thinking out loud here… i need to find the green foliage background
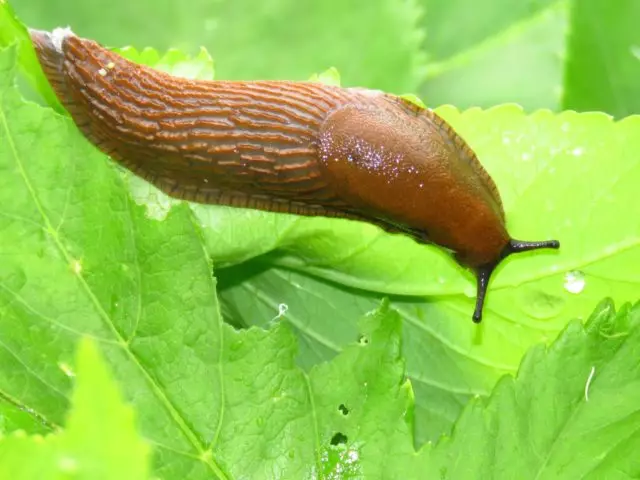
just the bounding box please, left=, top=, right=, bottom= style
left=2, top=0, right=640, bottom=478
left=13, top=0, right=640, bottom=115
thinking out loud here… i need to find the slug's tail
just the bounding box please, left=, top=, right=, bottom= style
left=472, top=238, right=560, bottom=323
left=28, top=28, right=73, bottom=99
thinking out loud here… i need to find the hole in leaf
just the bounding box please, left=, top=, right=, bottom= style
left=330, top=432, right=348, bottom=446
left=338, top=404, right=349, bottom=415
left=358, top=335, right=369, bottom=345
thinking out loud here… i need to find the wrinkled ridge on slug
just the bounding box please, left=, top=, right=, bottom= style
left=29, top=28, right=357, bottom=216
left=29, top=28, right=560, bottom=323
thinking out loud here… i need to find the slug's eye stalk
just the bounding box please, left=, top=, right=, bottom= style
left=472, top=238, right=560, bottom=324
left=506, top=239, right=560, bottom=254
left=472, top=264, right=495, bottom=323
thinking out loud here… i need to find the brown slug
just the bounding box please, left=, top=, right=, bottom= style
left=29, top=27, right=559, bottom=323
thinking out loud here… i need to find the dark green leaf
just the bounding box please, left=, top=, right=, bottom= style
left=563, top=0, right=640, bottom=118
left=427, top=299, right=640, bottom=479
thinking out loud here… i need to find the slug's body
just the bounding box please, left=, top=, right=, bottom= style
left=30, top=28, right=559, bottom=323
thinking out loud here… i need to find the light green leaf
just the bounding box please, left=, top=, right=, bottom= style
left=11, top=0, right=217, bottom=54
left=426, top=299, right=640, bottom=479
left=399, top=92, right=426, bottom=108
left=309, top=300, right=426, bottom=477
left=0, top=0, right=62, bottom=111
left=204, top=0, right=426, bottom=92
left=0, top=42, right=228, bottom=478
left=217, top=264, right=510, bottom=447
left=420, top=0, right=567, bottom=111
left=0, top=395, right=54, bottom=435
left=563, top=0, right=640, bottom=118
left=3, top=7, right=640, bottom=476
left=308, top=66, right=341, bottom=86
left=115, top=45, right=215, bottom=80
left=63, top=339, right=150, bottom=479
left=0, top=338, right=150, bottom=480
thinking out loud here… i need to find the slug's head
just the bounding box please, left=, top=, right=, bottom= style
left=471, top=238, right=560, bottom=323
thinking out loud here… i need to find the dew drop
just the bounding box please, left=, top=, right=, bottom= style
left=71, top=259, right=82, bottom=275
left=271, top=303, right=288, bottom=322
left=571, top=147, right=584, bottom=156
left=346, top=448, right=360, bottom=463
left=58, top=362, right=75, bottom=377
left=564, top=271, right=586, bottom=294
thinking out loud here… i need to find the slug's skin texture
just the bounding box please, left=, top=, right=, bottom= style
left=29, top=28, right=559, bottom=323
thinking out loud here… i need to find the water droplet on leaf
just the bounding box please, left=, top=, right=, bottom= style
left=564, top=270, right=586, bottom=294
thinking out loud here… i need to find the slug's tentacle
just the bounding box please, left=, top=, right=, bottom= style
left=472, top=238, right=561, bottom=323
left=29, top=28, right=561, bottom=323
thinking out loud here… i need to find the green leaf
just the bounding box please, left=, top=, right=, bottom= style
left=0, top=42, right=229, bottom=477
left=399, top=92, right=426, bottom=109
left=217, top=263, right=509, bottom=447
left=115, top=45, right=215, bottom=80
left=212, top=102, right=640, bottom=442
left=427, top=299, right=640, bottom=479
left=3, top=7, right=640, bottom=475
left=63, top=339, right=150, bottom=479
left=0, top=395, right=54, bottom=435
left=419, top=0, right=567, bottom=111
left=308, top=66, right=341, bottom=87
left=0, top=0, right=62, bottom=111
left=10, top=0, right=217, bottom=54
left=563, top=0, right=640, bottom=118
left=309, top=300, right=426, bottom=477
left=0, top=338, right=150, bottom=479
left=204, top=0, right=426, bottom=93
